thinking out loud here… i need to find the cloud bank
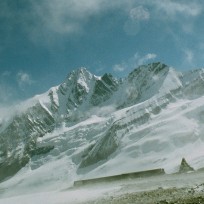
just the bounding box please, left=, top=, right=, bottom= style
left=0, top=0, right=202, bottom=43
left=0, top=70, right=35, bottom=106
left=153, top=0, right=202, bottom=17
left=17, top=71, right=33, bottom=87
left=113, top=52, right=157, bottom=74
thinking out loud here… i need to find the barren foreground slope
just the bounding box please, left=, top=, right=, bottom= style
left=87, top=186, right=204, bottom=204
left=84, top=171, right=204, bottom=204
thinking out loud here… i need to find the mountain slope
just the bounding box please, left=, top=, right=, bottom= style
left=1, top=62, right=204, bottom=198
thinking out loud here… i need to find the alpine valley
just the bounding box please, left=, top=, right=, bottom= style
left=1, top=62, right=204, bottom=203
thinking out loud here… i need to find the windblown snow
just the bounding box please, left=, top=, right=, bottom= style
left=1, top=62, right=204, bottom=203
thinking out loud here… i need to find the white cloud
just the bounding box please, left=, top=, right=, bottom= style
left=113, top=52, right=157, bottom=73
left=1, top=0, right=135, bottom=44
left=143, top=0, right=202, bottom=34
left=30, top=0, right=101, bottom=35
left=0, top=84, right=13, bottom=105
left=24, top=0, right=135, bottom=42
left=178, top=48, right=197, bottom=69
left=0, top=71, right=36, bottom=105
left=0, top=72, right=12, bottom=105
left=2, top=0, right=201, bottom=43
left=0, top=70, right=37, bottom=106
left=137, top=53, right=157, bottom=65
left=89, top=105, right=116, bottom=117
left=113, top=64, right=126, bottom=72
left=184, top=49, right=194, bottom=64
left=17, top=72, right=33, bottom=87
left=153, top=1, right=202, bottom=17
left=129, top=6, right=150, bottom=21
left=124, top=5, right=150, bottom=36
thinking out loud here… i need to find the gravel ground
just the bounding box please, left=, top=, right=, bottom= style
left=75, top=171, right=204, bottom=204
left=87, top=184, right=204, bottom=204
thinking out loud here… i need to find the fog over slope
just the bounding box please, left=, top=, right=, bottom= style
left=1, top=62, right=204, bottom=200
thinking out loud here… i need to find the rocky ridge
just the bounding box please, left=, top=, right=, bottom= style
left=1, top=62, right=204, bottom=182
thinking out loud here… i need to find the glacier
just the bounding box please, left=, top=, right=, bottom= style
left=1, top=62, right=204, bottom=203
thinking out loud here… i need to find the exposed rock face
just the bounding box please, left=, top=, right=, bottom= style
left=0, top=103, right=55, bottom=182
left=79, top=124, right=119, bottom=168
left=1, top=62, right=204, bottom=182
left=182, top=68, right=204, bottom=99
left=90, top=73, right=119, bottom=106
left=179, top=158, right=194, bottom=173
left=57, top=68, right=94, bottom=111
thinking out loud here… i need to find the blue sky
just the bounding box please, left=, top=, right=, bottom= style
left=0, top=0, right=204, bottom=106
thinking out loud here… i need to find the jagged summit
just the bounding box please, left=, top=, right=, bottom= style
left=66, top=67, right=93, bottom=81
left=129, top=62, right=169, bottom=78
left=2, top=62, right=204, bottom=187
left=60, top=67, right=93, bottom=94
left=179, top=158, right=194, bottom=173
left=127, top=62, right=172, bottom=91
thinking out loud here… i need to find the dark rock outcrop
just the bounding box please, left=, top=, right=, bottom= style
left=179, top=158, right=194, bottom=173
left=79, top=124, right=119, bottom=168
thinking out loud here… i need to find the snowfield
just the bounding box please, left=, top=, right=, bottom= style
left=1, top=63, right=204, bottom=203
left=1, top=171, right=204, bottom=204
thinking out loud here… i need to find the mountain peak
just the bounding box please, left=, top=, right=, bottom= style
left=75, top=67, right=90, bottom=75
left=67, top=67, right=92, bottom=81
left=148, top=62, right=168, bottom=72
left=128, top=62, right=169, bottom=82
left=3, top=61, right=204, bottom=189
left=130, top=62, right=168, bottom=76
left=59, top=67, right=93, bottom=93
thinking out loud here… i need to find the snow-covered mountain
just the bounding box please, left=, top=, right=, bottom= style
left=1, top=62, right=204, bottom=198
